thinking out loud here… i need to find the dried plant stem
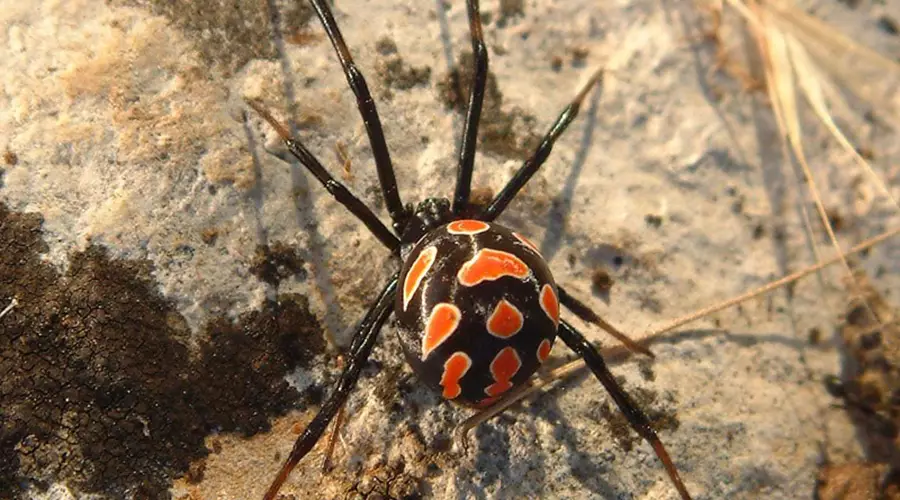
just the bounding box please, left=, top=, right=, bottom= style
left=322, top=355, right=347, bottom=472
left=0, top=298, right=17, bottom=321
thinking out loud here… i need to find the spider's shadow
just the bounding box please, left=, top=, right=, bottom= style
left=449, top=325, right=809, bottom=499
left=260, top=0, right=350, bottom=339
left=538, top=75, right=604, bottom=262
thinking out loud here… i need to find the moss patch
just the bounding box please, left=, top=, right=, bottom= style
left=112, top=0, right=314, bottom=75
left=249, top=241, right=309, bottom=286
left=375, top=36, right=432, bottom=95
left=0, top=203, right=325, bottom=498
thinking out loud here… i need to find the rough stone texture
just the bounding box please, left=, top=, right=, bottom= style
left=2, top=0, right=900, bottom=499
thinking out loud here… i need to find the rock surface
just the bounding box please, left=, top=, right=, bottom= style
left=2, top=0, right=899, bottom=499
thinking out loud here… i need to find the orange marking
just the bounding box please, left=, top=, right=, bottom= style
left=403, top=246, right=437, bottom=310
left=513, top=232, right=541, bottom=255
left=486, top=299, right=524, bottom=338
left=422, top=303, right=461, bottom=360
left=457, top=248, right=530, bottom=287
left=447, top=219, right=490, bottom=235
left=440, top=352, right=472, bottom=399
left=537, top=338, right=553, bottom=363
left=540, top=284, right=559, bottom=326
left=485, top=347, right=522, bottom=397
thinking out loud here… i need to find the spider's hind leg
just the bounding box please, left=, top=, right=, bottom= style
left=557, top=320, right=693, bottom=500
left=558, top=286, right=654, bottom=358
left=262, top=275, right=399, bottom=500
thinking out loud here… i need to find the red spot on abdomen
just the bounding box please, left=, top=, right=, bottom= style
left=447, top=219, right=490, bottom=235
left=403, top=246, right=436, bottom=310
left=486, top=299, right=524, bottom=338
left=422, top=303, right=461, bottom=360
left=440, top=352, right=472, bottom=399
left=537, top=338, right=553, bottom=363
left=457, top=248, right=530, bottom=287
left=485, top=347, right=522, bottom=397
left=540, top=284, right=559, bottom=326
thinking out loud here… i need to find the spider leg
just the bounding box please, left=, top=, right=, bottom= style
left=246, top=100, right=400, bottom=254
left=558, top=286, right=654, bottom=358
left=557, top=320, right=692, bottom=500
left=321, top=354, right=348, bottom=473
left=308, top=0, right=407, bottom=233
left=480, top=68, right=605, bottom=221
left=452, top=0, right=488, bottom=215
left=262, top=275, right=398, bottom=500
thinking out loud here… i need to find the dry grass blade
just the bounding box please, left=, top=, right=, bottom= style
left=710, top=0, right=900, bottom=333
left=752, top=5, right=828, bottom=269
left=455, top=226, right=900, bottom=442
left=786, top=38, right=900, bottom=210
left=715, top=0, right=900, bottom=215
left=765, top=0, right=900, bottom=80
left=759, top=11, right=854, bottom=294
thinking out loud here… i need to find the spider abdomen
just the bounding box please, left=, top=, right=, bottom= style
left=395, top=219, right=559, bottom=407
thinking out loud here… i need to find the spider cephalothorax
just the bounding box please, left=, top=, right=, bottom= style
left=396, top=220, right=558, bottom=407
left=397, top=197, right=453, bottom=255
left=250, top=1, right=693, bottom=499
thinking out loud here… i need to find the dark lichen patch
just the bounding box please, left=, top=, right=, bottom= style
left=878, top=15, right=899, bottom=36
left=345, top=461, right=425, bottom=500
left=497, top=0, right=525, bottom=26
left=249, top=241, right=309, bottom=286
left=111, top=0, right=314, bottom=75
left=595, top=384, right=678, bottom=453
left=832, top=272, right=900, bottom=465
left=567, top=46, right=590, bottom=68
left=344, top=429, right=429, bottom=500
left=816, top=462, right=892, bottom=500
left=373, top=363, right=407, bottom=409
left=550, top=55, right=564, bottom=72
left=2, top=149, right=16, bottom=166
left=376, top=36, right=399, bottom=56
left=644, top=214, right=663, bottom=228
left=637, top=359, right=656, bottom=382
left=375, top=37, right=431, bottom=96
left=0, top=202, right=325, bottom=498
left=379, top=58, right=432, bottom=92
left=826, top=207, right=846, bottom=232
left=591, top=267, right=614, bottom=294
left=200, top=227, right=219, bottom=245
left=437, top=52, right=541, bottom=160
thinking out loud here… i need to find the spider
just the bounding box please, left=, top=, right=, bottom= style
left=249, top=1, right=693, bottom=499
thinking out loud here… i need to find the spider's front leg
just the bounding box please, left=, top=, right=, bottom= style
left=262, top=275, right=398, bottom=500
left=307, top=0, right=407, bottom=231
left=452, top=0, right=489, bottom=215
left=558, top=320, right=693, bottom=500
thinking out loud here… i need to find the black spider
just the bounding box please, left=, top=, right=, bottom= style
left=248, top=1, right=692, bottom=499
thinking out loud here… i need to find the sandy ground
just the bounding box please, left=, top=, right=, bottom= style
left=2, top=0, right=900, bottom=499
